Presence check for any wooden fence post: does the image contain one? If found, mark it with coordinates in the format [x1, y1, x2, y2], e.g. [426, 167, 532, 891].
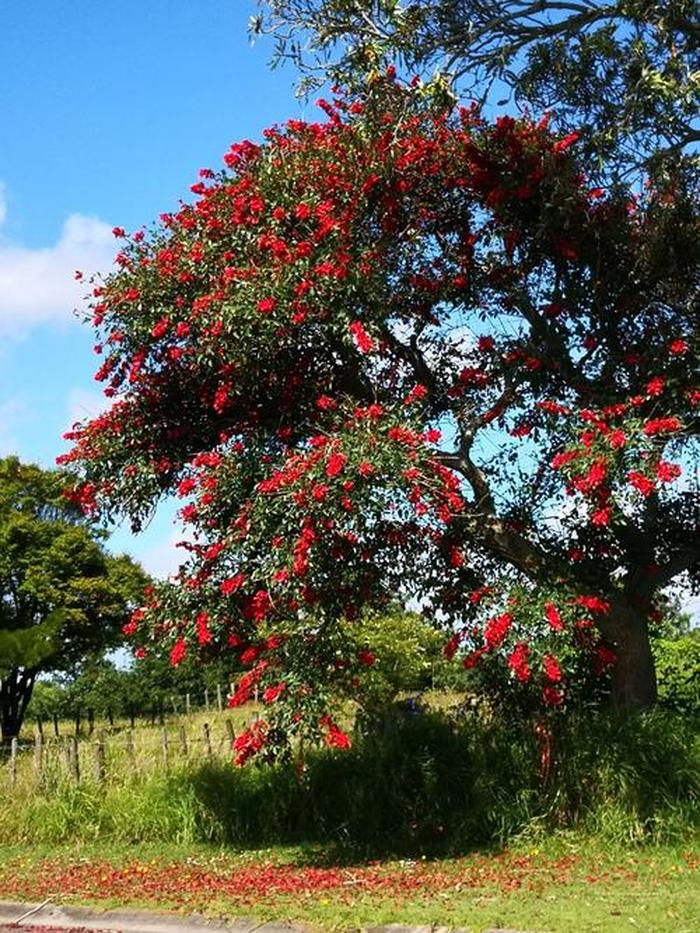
[225, 718, 235, 747]
[161, 728, 169, 768]
[178, 723, 188, 758]
[185, 693, 191, 717]
[171, 695, 179, 715]
[216, 683, 223, 713]
[53, 713, 60, 737]
[202, 722, 212, 758]
[10, 737, 18, 786]
[33, 733, 43, 785]
[94, 731, 106, 783]
[204, 688, 210, 712]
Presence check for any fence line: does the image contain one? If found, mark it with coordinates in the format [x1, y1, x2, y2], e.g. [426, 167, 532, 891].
[2, 715, 243, 791]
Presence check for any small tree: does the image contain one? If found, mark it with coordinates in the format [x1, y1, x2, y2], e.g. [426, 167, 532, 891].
[62, 85, 698, 760]
[0, 456, 145, 740]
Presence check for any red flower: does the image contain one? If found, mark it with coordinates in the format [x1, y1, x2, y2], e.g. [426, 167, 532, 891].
[593, 644, 617, 674]
[543, 686, 564, 706]
[643, 417, 681, 436]
[170, 638, 187, 667]
[507, 642, 531, 682]
[320, 715, 352, 749]
[221, 574, 246, 595]
[484, 612, 513, 649]
[627, 471, 655, 497]
[403, 383, 428, 406]
[552, 132, 579, 152]
[358, 649, 376, 667]
[262, 683, 286, 704]
[551, 449, 578, 470]
[444, 632, 462, 660]
[233, 721, 268, 766]
[543, 653, 562, 683]
[575, 594, 610, 613]
[545, 603, 564, 632]
[257, 297, 277, 314]
[609, 429, 626, 449]
[646, 376, 665, 396]
[657, 460, 682, 482]
[326, 450, 348, 477]
[669, 339, 688, 355]
[349, 320, 374, 353]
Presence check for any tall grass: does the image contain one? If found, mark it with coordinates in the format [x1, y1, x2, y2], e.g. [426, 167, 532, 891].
[1, 707, 697, 855]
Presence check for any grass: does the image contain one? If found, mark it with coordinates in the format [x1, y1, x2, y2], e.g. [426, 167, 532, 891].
[2, 705, 698, 854]
[0, 837, 697, 932]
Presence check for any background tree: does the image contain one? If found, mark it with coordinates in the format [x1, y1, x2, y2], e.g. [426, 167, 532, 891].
[254, 1, 700, 174]
[62, 81, 698, 761]
[0, 456, 145, 740]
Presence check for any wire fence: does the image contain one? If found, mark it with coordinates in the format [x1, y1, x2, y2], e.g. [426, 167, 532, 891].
[1, 712, 251, 792]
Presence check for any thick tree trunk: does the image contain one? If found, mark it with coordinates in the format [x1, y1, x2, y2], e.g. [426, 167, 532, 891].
[0, 668, 36, 743]
[601, 605, 657, 714]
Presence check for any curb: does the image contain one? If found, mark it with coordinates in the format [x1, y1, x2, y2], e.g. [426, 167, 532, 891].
[0, 902, 533, 933]
[0, 901, 294, 933]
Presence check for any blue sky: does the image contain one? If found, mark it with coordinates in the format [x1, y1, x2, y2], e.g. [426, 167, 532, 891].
[0, 1, 305, 576]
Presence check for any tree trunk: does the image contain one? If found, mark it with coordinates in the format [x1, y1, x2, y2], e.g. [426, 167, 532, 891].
[0, 668, 36, 743]
[601, 604, 657, 714]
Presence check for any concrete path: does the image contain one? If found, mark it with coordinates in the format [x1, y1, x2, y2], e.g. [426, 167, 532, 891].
[0, 901, 531, 933]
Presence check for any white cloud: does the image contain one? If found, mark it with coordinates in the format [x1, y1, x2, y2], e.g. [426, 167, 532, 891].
[0, 203, 115, 338]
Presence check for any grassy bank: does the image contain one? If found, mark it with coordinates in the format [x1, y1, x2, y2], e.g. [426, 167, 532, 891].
[2, 707, 698, 854]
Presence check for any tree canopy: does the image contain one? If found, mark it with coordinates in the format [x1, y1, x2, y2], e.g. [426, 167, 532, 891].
[0, 456, 145, 739]
[61, 80, 698, 759]
[254, 1, 700, 174]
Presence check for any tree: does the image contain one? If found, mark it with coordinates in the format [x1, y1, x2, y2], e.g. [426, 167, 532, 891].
[0, 456, 145, 740]
[254, 1, 700, 174]
[61, 83, 698, 762]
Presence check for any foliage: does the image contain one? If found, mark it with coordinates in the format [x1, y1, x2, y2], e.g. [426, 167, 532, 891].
[254, 0, 700, 175]
[0, 456, 146, 739]
[654, 631, 700, 715]
[60, 82, 699, 757]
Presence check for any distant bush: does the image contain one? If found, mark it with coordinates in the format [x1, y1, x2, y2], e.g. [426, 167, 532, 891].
[655, 633, 700, 715]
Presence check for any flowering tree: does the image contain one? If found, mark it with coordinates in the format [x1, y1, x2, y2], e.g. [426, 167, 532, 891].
[61, 83, 698, 760]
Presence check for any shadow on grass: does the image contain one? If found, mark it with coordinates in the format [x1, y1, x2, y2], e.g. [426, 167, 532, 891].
[186, 708, 700, 863]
